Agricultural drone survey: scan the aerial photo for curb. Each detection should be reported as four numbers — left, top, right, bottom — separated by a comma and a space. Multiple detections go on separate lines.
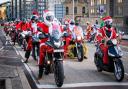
6, 78, 12, 89
17, 67, 32, 89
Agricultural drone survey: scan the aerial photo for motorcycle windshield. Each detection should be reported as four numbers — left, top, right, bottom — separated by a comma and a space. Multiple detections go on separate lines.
50, 24, 62, 41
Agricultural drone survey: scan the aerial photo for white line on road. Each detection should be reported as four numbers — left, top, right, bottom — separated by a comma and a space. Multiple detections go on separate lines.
0, 46, 4, 50
125, 73, 128, 76
12, 42, 128, 89
37, 82, 128, 89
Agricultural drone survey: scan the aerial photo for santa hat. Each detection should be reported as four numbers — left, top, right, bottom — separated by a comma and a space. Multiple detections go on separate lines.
43, 10, 49, 14
32, 10, 39, 16
102, 16, 112, 23
64, 19, 70, 24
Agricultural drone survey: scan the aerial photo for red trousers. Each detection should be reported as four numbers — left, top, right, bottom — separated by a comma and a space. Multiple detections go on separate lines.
64, 37, 71, 54
39, 43, 53, 65
86, 32, 91, 40
26, 37, 32, 50
100, 44, 109, 64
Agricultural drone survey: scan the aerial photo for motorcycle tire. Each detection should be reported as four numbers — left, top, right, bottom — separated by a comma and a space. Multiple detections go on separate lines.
54, 60, 64, 87
114, 58, 124, 82
94, 54, 102, 72
23, 39, 27, 51
77, 45, 84, 62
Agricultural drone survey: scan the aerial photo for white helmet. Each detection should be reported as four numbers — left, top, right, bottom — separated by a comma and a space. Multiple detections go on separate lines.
43, 11, 55, 26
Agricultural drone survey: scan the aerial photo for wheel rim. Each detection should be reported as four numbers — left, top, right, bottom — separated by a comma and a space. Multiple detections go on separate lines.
114, 62, 122, 80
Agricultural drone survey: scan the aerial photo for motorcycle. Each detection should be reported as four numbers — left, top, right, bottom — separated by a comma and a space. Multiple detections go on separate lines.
74, 36, 84, 62
38, 24, 64, 87
18, 30, 31, 51
94, 39, 124, 81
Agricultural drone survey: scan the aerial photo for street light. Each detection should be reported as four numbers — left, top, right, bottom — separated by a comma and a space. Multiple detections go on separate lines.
73, 0, 74, 20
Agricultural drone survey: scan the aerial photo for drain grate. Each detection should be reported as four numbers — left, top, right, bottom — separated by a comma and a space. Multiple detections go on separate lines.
0, 79, 5, 89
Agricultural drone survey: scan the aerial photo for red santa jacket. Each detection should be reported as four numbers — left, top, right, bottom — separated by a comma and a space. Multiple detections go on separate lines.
98, 26, 117, 41
16, 21, 29, 31
37, 22, 49, 43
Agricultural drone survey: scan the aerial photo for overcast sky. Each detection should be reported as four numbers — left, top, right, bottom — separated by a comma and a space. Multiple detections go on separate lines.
0, 0, 10, 4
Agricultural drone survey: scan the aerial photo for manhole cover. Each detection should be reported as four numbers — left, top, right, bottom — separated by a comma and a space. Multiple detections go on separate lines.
0, 79, 5, 89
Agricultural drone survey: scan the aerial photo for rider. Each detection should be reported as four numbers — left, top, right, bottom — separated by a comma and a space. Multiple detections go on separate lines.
74, 21, 88, 59
97, 16, 117, 64
62, 20, 72, 58
24, 15, 40, 63
16, 18, 29, 46
37, 10, 55, 79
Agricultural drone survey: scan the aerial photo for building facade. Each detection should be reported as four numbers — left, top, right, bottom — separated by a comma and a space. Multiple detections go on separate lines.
63, 0, 88, 21
87, 0, 128, 32
0, 1, 12, 21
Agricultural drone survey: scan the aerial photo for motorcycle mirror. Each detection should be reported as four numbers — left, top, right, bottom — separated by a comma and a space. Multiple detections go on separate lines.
37, 27, 42, 32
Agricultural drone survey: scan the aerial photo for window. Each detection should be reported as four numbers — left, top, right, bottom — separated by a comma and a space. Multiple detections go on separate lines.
97, 0, 102, 5
104, 0, 106, 4
100, 0, 106, 4
66, 7, 69, 15
91, 8, 95, 14
117, 0, 123, 3
82, 7, 85, 14
117, 6, 123, 15
91, 0, 95, 6
74, 7, 77, 15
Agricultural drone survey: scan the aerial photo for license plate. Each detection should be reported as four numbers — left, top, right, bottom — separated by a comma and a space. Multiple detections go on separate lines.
54, 49, 64, 52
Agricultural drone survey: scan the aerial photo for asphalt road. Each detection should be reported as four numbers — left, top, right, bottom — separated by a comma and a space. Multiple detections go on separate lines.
14, 40, 128, 89
0, 29, 128, 89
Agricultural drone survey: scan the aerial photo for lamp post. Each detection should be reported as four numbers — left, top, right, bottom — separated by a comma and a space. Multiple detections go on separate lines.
73, 0, 74, 20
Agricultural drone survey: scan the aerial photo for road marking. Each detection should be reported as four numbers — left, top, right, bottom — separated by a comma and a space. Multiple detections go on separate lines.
37, 82, 128, 89
0, 56, 18, 59
0, 46, 4, 51
12, 42, 128, 88
125, 73, 128, 76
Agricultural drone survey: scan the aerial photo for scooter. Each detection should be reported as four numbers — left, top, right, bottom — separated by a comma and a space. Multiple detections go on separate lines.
94, 39, 124, 82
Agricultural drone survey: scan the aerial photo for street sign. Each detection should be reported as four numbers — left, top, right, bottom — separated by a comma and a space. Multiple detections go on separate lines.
99, 5, 105, 15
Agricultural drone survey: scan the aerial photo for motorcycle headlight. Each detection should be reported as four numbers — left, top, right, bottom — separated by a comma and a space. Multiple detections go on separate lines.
77, 36, 81, 41
54, 41, 61, 48
112, 39, 117, 45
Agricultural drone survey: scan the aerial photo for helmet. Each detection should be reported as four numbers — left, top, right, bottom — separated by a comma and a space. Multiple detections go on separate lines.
43, 11, 54, 26
31, 15, 39, 22
22, 18, 27, 23
69, 19, 75, 25
75, 21, 79, 26
102, 16, 112, 28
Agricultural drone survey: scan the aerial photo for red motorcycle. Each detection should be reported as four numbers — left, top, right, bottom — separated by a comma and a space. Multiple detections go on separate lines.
38, 24, 64, 87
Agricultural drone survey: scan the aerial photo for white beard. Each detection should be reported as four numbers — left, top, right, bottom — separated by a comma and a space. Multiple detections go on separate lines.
32, 22, 37, 33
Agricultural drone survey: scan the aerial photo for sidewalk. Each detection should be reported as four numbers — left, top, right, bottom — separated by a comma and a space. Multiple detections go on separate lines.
0, 29, 31, 89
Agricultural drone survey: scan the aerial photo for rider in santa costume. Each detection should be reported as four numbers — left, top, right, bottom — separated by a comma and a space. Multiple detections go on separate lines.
37, 10, 56, 79
97, 16, 117, 64
24, 11, 40, 63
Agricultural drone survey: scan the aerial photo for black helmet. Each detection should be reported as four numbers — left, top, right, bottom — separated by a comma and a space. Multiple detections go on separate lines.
70, 20, 75, 25
31, 15, 38, 21
75, 21, 79, 26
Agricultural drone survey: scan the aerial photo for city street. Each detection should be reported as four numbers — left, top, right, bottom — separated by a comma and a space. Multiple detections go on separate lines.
1, 0, 128, 89
0, 29, 128, 89
0, 27, 128, 89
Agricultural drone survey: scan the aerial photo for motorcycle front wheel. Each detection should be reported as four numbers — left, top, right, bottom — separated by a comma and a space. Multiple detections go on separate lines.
114, 58, 124, 82
54, 60, 64, 87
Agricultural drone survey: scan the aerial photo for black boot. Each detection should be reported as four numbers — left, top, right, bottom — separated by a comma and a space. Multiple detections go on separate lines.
38, 65, 44, 80
24, 59, 28, 63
